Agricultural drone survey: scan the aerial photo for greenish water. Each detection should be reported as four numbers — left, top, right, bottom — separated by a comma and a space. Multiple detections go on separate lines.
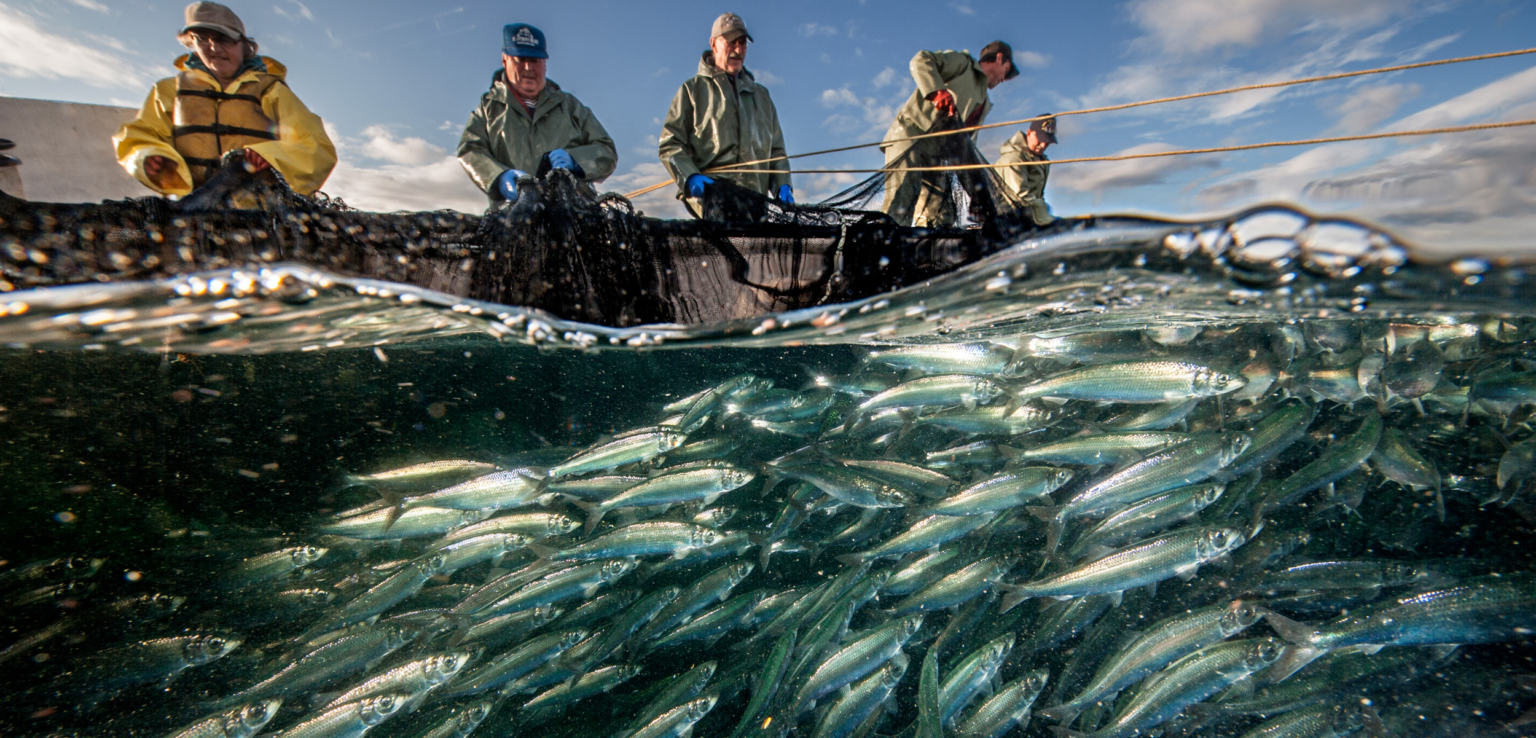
0, 207, 1533, 738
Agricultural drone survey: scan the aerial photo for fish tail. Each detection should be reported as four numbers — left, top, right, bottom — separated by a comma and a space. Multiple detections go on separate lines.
998, 587, 1030, 614
574, 501, 606, 537
1035, 703, 1082, 726
1261, 609, 1318, 646
376, 488, 407, 532
525, 542, 559, 562
1268, 643, 1327, 683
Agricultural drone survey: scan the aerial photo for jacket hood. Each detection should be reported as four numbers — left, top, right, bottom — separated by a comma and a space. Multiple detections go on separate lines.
488, 69, 563, 98
1001, 130, 1045, 160
174, 53, 288, 80
695, 52, 757, 85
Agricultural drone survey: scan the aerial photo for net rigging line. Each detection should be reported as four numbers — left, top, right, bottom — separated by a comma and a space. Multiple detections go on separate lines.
704, 119, 1536, 175
622, 45, 1536, 199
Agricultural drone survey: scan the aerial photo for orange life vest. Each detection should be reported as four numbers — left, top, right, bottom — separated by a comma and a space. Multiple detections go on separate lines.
172, 70, 282, 187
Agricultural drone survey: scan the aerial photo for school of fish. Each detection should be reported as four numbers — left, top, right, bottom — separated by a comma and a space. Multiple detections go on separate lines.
5, 317, 1536, 738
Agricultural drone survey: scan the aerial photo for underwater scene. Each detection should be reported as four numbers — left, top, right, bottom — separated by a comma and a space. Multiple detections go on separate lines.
1, 207, 1534, 738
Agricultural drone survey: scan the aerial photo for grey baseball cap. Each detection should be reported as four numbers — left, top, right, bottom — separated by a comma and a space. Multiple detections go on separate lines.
711, 13, 753, 42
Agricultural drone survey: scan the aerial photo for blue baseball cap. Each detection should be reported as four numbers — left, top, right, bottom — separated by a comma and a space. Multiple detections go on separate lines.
503, 23, 547, 59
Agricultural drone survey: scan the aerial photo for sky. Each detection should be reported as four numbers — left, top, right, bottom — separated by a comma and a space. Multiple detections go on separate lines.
0, 0, 1533, 255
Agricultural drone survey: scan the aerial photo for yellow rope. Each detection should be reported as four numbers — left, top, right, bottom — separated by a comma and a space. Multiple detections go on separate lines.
622, 45, 1536, 198
700, 119, 1536, 175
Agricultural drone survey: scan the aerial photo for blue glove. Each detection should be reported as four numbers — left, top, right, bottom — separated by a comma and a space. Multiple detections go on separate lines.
777, 185, 794, 205
546, 149, 575, 170
686, 174, 715, 198
495, 169, 528, 201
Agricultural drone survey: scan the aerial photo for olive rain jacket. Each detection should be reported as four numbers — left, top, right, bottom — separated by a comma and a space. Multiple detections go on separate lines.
997, 131, 1052, 226
881, 49, 994, 159
658, 53, 790, 200
457, 70, 617, 202
114, 55, 337, 197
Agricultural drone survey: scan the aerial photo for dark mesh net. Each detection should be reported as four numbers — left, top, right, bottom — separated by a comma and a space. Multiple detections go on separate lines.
1, 133, 1052, 327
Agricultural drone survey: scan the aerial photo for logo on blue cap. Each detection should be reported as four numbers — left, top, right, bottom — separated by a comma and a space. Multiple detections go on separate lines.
503, 24, 547, 59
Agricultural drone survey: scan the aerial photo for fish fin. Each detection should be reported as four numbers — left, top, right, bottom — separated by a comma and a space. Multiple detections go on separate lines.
1107, 590, 1123, 607
1261, 610, 1319, 645
1356, 643, 1385, 655
575, 501, 606, 537
378, 490, 407, 533
1048, 727, 1088, 738
526, 542, 559, 561
1035, 704, 1082, 725
834, 553, 866, 566
999, 590, 1029, 614
1145, 581, 1158, 599
1266, 644, 1326, 683
1174, 562, 1200, 581
1076, 545, 1114, 562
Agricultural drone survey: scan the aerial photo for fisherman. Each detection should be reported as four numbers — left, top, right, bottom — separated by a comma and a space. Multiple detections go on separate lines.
997, 115, 1057, 227
880, 42, 1019, 227
658, 13, 792, 218
113, 2, 337, 198
457, 23, 617, 207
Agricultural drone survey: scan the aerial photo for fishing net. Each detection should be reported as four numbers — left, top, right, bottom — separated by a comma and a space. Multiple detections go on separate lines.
0, 130, 1052, 327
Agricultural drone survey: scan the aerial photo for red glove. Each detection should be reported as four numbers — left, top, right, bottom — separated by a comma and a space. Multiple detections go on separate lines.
927, 89, 957, 118
243, 149, 270, 173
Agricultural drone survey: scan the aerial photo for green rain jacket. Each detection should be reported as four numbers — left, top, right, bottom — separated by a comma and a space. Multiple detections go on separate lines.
997, 131, 1052, 226
658, 53, 791, 200
882, 50, 993, 155
457, 70, 617, 202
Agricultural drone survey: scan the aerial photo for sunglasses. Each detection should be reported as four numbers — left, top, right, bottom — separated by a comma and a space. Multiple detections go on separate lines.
188, 30, 242, 47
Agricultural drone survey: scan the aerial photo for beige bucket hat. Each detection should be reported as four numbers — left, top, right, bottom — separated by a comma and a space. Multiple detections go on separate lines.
177, 2, 248, 45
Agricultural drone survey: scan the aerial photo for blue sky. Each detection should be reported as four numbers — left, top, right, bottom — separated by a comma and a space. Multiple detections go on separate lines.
0, 0, 1532, 254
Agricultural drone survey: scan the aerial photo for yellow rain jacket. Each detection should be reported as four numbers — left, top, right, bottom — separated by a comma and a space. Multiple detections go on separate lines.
457, 71, 617, 203
659, 53, 791, 202
880, 50, 994, 227
113, 55, 337, 197
997, 131, 1052, 226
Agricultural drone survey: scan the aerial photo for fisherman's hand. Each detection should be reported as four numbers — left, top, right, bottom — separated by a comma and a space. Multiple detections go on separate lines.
686, 174, 715, 198
144, 155, 173, 183
496, 169, 529, 201
777, 185, 795, 205
927, 89, 957, 118
545, 149, 576, 171
242, 149, 270, 173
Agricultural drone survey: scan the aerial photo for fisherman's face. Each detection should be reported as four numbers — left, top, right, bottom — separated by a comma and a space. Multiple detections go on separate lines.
503, 54, 548, 100
1026, 128, 1051, 155
979, 58, 1012, 89
188, 30, 247, 83
711, 35, 748, 75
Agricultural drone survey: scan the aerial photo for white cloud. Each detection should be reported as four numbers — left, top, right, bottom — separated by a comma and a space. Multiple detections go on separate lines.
754, 68, 784, 87
604, 161, 689, 219
357, 125, 447, 167
323, 157, 486, 214
318, 122, 483, 213
821, 88, 861, 108
1014, 51, 1051, 70
950, 1, 975, 15
1126, 0, 1411, 56
1388, 65, 1536, 131
871, 67, 898, 89
0, 2, 146, 88
1053, 143, 1222, 192
798, 23, 839, 37
1187, 67, 1536, 255
66, 0, 109, 12
273, 0, 316, 22
1327, 82, 1418, 134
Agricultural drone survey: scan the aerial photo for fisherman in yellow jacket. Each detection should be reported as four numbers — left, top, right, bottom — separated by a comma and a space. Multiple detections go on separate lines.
113, 2, 337, 198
